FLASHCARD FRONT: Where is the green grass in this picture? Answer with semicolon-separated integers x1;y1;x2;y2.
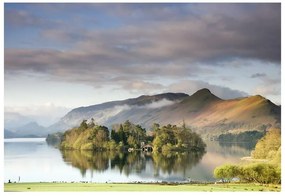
4;182;281;192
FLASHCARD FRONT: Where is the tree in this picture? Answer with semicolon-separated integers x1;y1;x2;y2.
213;164;240;182
151;123;160;134
251;128;281;159
152;123;205;152
240;163;281;184
118;124;127;145
88;118;95;128
111;129;120;143
78;120;88;132
127;136;137;148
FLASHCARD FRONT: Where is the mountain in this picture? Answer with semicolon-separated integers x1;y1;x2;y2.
4;129;17;138
4;112;33;130
48;89;281;137
13;121;48;137
47;92;188;133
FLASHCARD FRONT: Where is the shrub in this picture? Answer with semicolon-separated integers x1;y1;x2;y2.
214;164;241;182
240;163;281;184
214;163;281;184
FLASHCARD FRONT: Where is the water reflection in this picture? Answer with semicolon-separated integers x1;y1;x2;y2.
110;152;150;176
4;139;255;182
61;150;113;176
218;141;256;150
60;149;205;179
153;151;205;177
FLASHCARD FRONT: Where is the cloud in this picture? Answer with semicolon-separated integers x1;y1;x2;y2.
252;75;280;104
254;86;280;96
251;73;267;78
167;80;248;99
5;104;71;126
5;9;43;26
120;81;165;94
39;4;280;63
5;4;280;73
144;99;176;109
4;4;280;103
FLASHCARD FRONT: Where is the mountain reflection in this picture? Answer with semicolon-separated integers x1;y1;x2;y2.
60;149;205;178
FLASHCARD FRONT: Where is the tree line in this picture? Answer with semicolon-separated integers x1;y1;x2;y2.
59;119;206;153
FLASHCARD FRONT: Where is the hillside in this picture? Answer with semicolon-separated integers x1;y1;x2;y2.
48;89;281;137
48;92;188;132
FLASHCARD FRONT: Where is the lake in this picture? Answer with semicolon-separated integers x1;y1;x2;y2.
4;138;252;183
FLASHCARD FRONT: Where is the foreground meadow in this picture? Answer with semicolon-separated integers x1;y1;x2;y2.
4;182;281;192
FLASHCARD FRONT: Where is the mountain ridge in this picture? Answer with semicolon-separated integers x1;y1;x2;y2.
47;88;280;137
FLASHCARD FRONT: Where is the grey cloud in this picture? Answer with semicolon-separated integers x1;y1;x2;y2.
4;9;55;27
120;81;165;94
5;9;43;26
4;47;202;85
4;4;280;97
10;3;279;66
253;75;280;103
167;80;248;99
251;73;267;78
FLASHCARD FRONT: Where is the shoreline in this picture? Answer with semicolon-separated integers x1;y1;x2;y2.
4;182;281;192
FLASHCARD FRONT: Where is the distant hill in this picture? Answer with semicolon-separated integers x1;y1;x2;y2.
4;129;17;138
9;122;48;138
4;112;33;130
48;88;281;137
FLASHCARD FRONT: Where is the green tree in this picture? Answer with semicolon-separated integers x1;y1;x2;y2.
127;136;137;148
251;128;281;159
111;129;120;143
88;118;95;128
240;163;281;184
78;120;88;132
213;164;240;182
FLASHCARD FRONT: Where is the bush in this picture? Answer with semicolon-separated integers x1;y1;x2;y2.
214;163;281;184
240;163;280;184
214;164;240;182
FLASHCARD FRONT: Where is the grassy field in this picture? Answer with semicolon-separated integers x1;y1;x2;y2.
4;182;281;192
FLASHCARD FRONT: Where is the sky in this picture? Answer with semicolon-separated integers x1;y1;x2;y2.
4;3;281;126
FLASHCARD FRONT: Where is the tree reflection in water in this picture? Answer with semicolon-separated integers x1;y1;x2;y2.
152;150;205;177
60;150;205;178
61;150;114;177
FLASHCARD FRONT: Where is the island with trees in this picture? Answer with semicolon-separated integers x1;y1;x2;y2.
52;120;206;154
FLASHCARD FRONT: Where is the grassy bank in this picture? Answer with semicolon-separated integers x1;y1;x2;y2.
4;182;281;192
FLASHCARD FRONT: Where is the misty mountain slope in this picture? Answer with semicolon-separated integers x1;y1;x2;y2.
4;112;33;130
47;92;189;133
4;121;47;138
48;89;281;136
14;122;48;137
4;129;17;138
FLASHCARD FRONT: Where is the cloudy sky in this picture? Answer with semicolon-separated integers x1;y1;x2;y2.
4;3;281;125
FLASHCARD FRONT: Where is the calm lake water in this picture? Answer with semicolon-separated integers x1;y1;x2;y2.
4;138;252;183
